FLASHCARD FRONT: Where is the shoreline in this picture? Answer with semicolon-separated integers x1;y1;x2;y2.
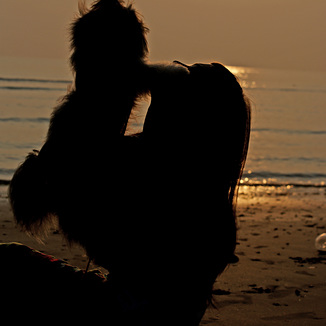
1;177;326;187
1;186;326;324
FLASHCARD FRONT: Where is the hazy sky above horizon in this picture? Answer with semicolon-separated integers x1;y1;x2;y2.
1;0;325;71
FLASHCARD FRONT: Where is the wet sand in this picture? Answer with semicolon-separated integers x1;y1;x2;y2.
203;186;326;325
1;185;325;325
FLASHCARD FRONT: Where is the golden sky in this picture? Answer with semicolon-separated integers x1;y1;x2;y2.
1;0;325;71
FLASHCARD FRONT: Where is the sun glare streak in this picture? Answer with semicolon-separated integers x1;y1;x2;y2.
226;66;259;90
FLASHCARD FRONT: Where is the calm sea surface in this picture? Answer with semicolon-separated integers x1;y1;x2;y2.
1;57;326;189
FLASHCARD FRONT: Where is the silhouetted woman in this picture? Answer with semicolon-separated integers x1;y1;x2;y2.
135;60;251;325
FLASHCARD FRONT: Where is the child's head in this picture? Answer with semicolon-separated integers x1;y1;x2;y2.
70;0;149;84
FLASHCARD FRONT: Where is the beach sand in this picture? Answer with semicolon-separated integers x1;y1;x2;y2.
1;185;325;325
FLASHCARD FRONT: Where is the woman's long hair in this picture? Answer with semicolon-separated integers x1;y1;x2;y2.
184;62;251;317
141;61;251;323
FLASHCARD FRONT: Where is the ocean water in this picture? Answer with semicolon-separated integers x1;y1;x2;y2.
230;66;326;188
0;57;326;190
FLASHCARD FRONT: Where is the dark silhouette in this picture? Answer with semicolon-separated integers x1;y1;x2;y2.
6;0;251;324
9;0;149;260
140;61;251;324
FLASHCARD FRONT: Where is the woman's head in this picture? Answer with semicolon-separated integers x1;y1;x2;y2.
146;61;251;212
